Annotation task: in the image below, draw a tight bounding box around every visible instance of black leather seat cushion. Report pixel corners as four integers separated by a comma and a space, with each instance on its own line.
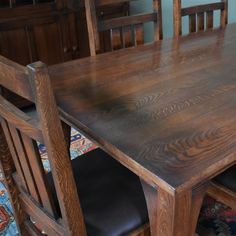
48, 148, 149, 236
214, 165, 236, 192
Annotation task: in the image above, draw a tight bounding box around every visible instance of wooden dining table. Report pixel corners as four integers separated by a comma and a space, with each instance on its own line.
48, 23, 236, 236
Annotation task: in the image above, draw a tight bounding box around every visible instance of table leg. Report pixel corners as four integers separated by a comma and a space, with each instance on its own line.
189, 183, 209, 236
141, 180, 208, 236
0, 124, 27, 234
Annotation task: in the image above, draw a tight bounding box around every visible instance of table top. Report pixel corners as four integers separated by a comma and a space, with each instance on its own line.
49, 23, 236, 193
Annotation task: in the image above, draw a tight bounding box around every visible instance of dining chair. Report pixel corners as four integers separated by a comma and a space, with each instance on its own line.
85, 0, 163, 56
0, 55, 150, 235
173, 0, 228, 37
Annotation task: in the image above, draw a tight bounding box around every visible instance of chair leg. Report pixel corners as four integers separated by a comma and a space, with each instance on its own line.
189, 183, 209, 236
0, 125, 27, 235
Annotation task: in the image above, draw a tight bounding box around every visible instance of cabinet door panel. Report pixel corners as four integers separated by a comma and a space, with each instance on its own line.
0, 1, 129, 108
33, 20, 64, 65
0, 28, 30, 65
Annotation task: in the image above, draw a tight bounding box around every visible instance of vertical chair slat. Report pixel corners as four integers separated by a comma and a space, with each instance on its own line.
21, 133, 57, 217
197, 12, 204, 31
1, 119, 28, 191
122, 26, 134, 48
206, 10, 214, 29
173, 0, 228, 37
0, 55, 87, 235
109, 29, 114, 51
19, 190, 65, 235
173, 0, 182, 37
121, 26, 125, 48
0, 122, 27, 234
153, 0, 163, 40
13, 172, 63, 235
134, 23, 144, 46
8, 125, 41, 204
111, 28, 122, 51
85, 0, 162, 54
221, 0, 228, 27
189, 14, 196, 33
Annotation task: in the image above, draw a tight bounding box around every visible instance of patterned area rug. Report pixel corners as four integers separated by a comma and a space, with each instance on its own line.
0, 128, 236, 236
198, 197, 236, 236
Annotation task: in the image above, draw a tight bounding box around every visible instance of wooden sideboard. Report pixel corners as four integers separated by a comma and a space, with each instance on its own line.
0, 0, 129, 107
0, 0, 77, 65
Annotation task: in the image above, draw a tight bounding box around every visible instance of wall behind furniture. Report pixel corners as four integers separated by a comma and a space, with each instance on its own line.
132, 0, 236, 40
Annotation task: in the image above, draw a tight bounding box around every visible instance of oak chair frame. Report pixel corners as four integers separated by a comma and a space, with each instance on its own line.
85, 0, 163, 56
173, 0, 228, 37
0, 55, 87, 235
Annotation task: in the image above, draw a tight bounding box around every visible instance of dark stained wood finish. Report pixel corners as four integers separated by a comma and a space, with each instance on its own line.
78, 1, 130, 57
48, 23, 236, 235
0, 0, 130, 108
0, 1, 79, 66
0, 0, 131, 65
173, 0, 228, 37
174, 0, 236, 218
141, 180, 207, 236
0, 55, 149, 236
85, 0, 163, 56
0, 1, 129, 152
0, 125, 27, 235
0, 0, 79, 108
0, 56, 87, 235
29, 62, 87, 235
173, 0, 236, 219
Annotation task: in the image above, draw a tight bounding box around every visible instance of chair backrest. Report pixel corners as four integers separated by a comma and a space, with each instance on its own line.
0, 55, 86, 235
85, 0, 163, 56
173, 0, 228, 37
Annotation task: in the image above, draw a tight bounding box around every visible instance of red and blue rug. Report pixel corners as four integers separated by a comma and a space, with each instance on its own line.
0, 129, 236, 236
199, 197, 236, 235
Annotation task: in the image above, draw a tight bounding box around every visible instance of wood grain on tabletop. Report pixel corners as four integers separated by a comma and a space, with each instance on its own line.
49, 23, 236, 192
